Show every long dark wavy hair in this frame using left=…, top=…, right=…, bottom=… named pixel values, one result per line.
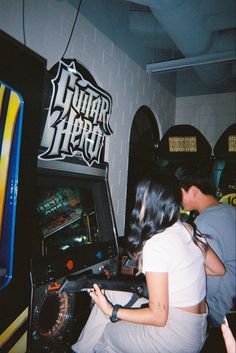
left=126, top=173, right=206, bottom=268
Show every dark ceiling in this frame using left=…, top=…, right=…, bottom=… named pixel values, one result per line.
left=127, top=0, right=236, bottom=96
left=67, top=0, right=236, bottom=97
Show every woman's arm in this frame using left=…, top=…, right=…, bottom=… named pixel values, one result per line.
left=221, top=322, right=236, bottom=353
left=88, top=271, right=169, bottom=327
left=205, top=244, right=226, bottom=276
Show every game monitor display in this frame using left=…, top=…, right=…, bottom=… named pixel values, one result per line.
left=32, top=160, right=118, bottom=286
left=37, top=185, right=100, bottom=257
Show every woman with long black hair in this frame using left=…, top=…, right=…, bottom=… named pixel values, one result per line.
left=72, top=173, right=225, bottom=353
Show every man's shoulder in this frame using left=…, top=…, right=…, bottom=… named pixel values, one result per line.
left=201, top=202, right=235, bottom=215
left=196, top=203, right=235, bottom=227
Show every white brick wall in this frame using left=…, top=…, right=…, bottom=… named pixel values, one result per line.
left=0, top=0, right=176, bottom=236
left=175, top=92, right=236, bottom=150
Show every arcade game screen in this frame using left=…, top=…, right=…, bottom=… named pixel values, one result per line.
left=36, top=185, right=100, bottom=257
left=32, top=163, right=118, bottom=285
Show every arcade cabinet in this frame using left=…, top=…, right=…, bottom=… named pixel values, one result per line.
left=27, top=159, right=119, bottom=352
left=212, top=123, right=236, bottom=207
left=28, top=159, right=147, bottom=353
left=155, top=124, right=213, bottom=172
left=27, top=57, right=147, bottom=352
left=0, top=31, right=46, bottom=352
left=154, top=124, right=213, bottom=222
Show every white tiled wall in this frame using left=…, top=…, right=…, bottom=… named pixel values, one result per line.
left=175, top=92, right=236, bottom=150
left=0, top=0, right=176, bottom=236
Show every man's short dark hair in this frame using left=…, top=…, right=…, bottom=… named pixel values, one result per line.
left=175, top=161, right=215, bottom=196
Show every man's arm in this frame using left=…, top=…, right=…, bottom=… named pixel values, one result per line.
left=205, top=245, right=226, bottom=276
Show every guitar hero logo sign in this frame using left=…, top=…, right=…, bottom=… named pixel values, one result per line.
left=39, top=60, right=112, bottom=166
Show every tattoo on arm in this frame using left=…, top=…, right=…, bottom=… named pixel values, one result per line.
left=156, top=302, right=165, bottom=312
left=149, top=301, right=166, bottom=312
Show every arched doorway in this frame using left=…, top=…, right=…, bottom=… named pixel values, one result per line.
left=124, top=106, right=160, bottom=235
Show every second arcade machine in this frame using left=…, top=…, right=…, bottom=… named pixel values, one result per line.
left=0, top=31, right=46, bottom=352
left=212, top=123, right=236, bottom=208
left=154, top=124, right=213, bottom=221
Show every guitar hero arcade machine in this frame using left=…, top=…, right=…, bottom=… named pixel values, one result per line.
left=27, top=59, right=120, bottom=352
